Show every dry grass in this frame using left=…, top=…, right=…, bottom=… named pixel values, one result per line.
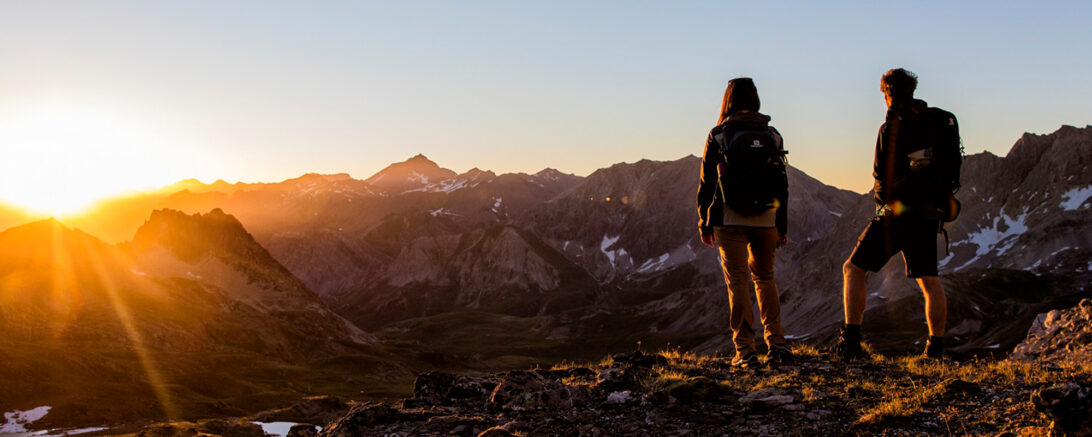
left=550, top=360, right=580, bottom=371
left=658, top=348, right=717, bottom=371
left=644, top=365, right=690, bottom=392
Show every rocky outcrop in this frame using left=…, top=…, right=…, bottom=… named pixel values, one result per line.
left=1013, top=298, right=1092, bottom=364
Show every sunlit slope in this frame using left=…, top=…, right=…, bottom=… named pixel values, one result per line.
left=0, top=211, right=405, bottom=427
left=0, top=201, right=37, bottom=234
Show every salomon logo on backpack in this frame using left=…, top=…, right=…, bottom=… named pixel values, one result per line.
left=714, top=127, right=787, bottom=216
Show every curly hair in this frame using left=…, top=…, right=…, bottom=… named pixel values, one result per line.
left=880, top=68, right=918, bottom=100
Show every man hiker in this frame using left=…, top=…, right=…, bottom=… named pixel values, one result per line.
left=697, top=77, right=793, bottom=368
left=837, top=68, right=961, bottom=360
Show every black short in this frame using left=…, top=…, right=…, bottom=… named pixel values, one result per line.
left=848, top=216, right=940, bottom=278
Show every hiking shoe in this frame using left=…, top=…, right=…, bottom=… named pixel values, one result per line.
left=731, top=352, right=761, bottom=368
left=834, top=327, right=869, bottom=361
left=766, top=343, right=795, bottom=366
left=923, top=337, right=944, bottom=359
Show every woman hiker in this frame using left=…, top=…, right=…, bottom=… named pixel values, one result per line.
left=696, top=77, right=793, bottom=368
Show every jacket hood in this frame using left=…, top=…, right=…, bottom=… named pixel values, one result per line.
left=722, top=110, right=771, bottom=127
left=720, top=78, right=761, bottom=122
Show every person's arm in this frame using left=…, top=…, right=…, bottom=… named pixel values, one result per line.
left=773, top=128, right=788, bottom=237
left=872, top=124, right=888, bottom=205
left=697, top=128, right=720, bottom=240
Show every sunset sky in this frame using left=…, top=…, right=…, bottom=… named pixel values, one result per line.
left=1, top=1, right=1090, bottom=215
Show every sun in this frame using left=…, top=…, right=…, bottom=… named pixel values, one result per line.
left=0, top=105, right=200, bottom=217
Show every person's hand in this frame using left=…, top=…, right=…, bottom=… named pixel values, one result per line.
left=701, top=233, right=715, bottom=248
left=777, top=233, right=788, bottom=248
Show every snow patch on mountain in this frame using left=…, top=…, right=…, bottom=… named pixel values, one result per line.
left=600, top=235, right=626, bottom=266
left=407, top=176, right=486, bottom=194
left=1060, top=185, right=1092, bottom=210
left=2, top=406, right=51, bottom=433
left=1050, top=246, right=1074, bottom=257
left=637, top=253, right=670, bottom=273
left=252, top=422, right=320, bottom=437
left=945, top=209, right=1029, bottom=271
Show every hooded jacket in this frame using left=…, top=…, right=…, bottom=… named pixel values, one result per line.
left=696, top=79, right=788, bottom=236
left=873, top=98, right=939, bottom=218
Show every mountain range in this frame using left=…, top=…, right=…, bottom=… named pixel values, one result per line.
left=1, top=125, right=1089, bottom=426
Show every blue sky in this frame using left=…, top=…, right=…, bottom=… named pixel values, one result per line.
left=1, top=1, right=1089, bottom=208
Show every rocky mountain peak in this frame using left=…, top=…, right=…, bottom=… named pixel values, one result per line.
left=0, top=218, right=107, bottom=264
left=131, top=208, right=270, bottom=264
left=462, top=167, right=496, bottom=179
left=364, top=154, right=458, bottom=192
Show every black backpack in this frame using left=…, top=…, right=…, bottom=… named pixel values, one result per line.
left=918, top=107, right=963, bottom=221
left=714, top=126, right=788, bottom=216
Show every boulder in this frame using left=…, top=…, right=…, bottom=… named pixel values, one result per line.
left=489, top=370, right=589, bottom=410
left=318, top=404, right=403, bottom=437
left=1031, top=382, right=1092, bottom=436
left=285, top=424, right=319, bottom=437
left=1013, top=298, right=1092, bottom=364
left=412, top=371, right=497, bottom=405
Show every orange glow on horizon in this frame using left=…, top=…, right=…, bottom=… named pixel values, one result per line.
left=0, top=105, right=202, bottom=217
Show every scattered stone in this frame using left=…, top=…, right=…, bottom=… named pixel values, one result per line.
left=606, top=390, right=636, bottom=404
left=937, top=378, right=982, bottom=398
left=286, top=423, right=319, bottom=437
left=663, top=376, right=732, bottom=404
left=1031, top=382, right=1092, bottom=436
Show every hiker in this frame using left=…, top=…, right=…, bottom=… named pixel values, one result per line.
left=697, top=77, right=792, bottom=368
left=837, top=68, right=962, bottom=360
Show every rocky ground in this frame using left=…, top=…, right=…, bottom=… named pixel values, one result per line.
left=308, top=347, right=1088, bottom=437
left=132, top=351, right=1089, bottom=436
left=98, top=300, right=1092, bottom=436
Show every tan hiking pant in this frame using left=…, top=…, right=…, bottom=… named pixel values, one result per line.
left=714, top=226, right=786, bottom=356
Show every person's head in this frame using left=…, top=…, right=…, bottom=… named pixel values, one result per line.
left=880, top=68, right=917, bottom=108
left=718, top=77, right=760, bottom=124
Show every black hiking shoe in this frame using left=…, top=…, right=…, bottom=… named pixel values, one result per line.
left=731, top=352, right=761, bottom=368
left=834, top=326, right=869, bottom=361
left=766, top=343, right=795, bottom=366
left=923, top=336, right=944, bottom=359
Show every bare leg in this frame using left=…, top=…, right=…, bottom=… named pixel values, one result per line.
left=916, top=276, right=946, bottom=337
left=843, top=260, right=868, bottom=325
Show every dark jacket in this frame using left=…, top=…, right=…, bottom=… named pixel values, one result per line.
left=873, top=98, right=938, bottom=218
left=697, top=111, right=788, bottom=236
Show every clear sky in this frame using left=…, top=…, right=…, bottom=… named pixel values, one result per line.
left=1, top=1, right=1090, bottom=214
